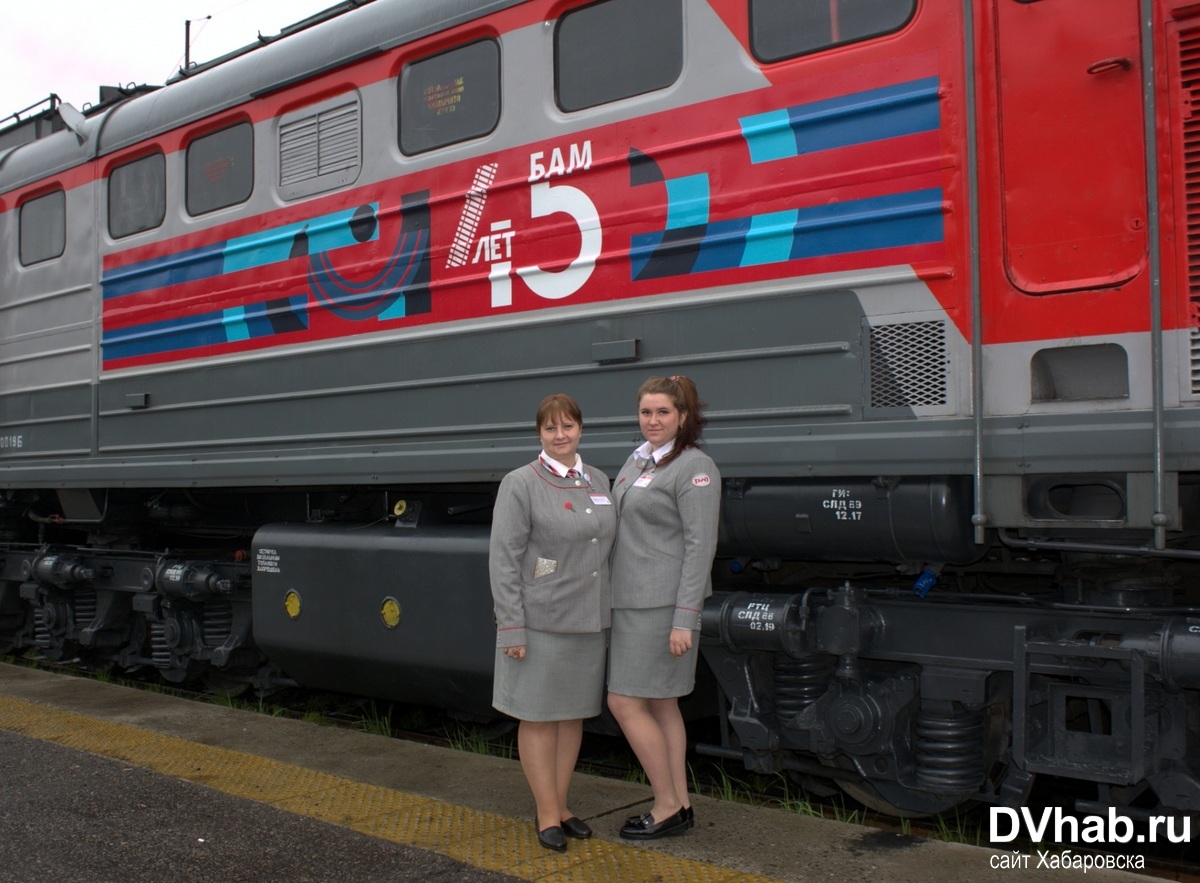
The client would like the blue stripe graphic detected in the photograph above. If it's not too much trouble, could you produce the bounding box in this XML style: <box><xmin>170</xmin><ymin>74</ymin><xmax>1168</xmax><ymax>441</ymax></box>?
<box><xmin>741</xmin><ymin>77</ymin><xmax>940</xmax><ymax>164</ymax></box>
<box><xmin>101</xmin><ymin>296</ymin><xmax>309</xmax><ymax>361</ymax></box>
<box><xmin>631</xmin><ymin>188</ymin><xmax>943</xmax><ymax>281</ymax></box>
<box><xmin>102</xmin><ymin>243</ymin><xmax>225</xmax><ymax>300</ymax></box>
<box><xmin>743</xmin><ymin>210</ymin><xmax>800</xmax><ymax>265</ymax></box>
<box><xmin>788</xmin><ymin>189</ymin><xmax>943</xmax><ymax>259</ymax></box>
<box><xmin>664</xmin><ymin>175</ymin><xmax>710</xmax><ymax>229</ymax></box>
<box><xmin>102</xmin><ymin>203</ymin><xmax>380</xmax><ymax>300</ymax></box>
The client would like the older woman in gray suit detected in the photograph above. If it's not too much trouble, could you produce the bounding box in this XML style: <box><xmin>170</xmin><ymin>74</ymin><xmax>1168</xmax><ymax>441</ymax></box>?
<box><xmin>608</xmin><ymin>375</ymin><xmax>720</xmax><ymax>841</ymax></box>
<box><xmin>490</xmin><ymin>393</ymin><xmax>615</xmax><ymax>853</ymax></box>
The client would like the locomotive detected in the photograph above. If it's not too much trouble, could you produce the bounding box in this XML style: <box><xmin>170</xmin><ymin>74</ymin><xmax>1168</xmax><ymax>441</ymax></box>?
<box><xmin>1</xmin><ymin>0</ymin><xmax>1198</xmax><ymax>818</ymax></box>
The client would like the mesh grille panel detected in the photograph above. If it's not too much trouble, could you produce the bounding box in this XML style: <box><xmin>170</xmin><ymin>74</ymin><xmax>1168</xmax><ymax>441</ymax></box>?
<box><xmin>869</xmin><ymin>320</ymin><xmax>948</xmax><ymax>408</ymax></box>
<box><xmin>1180</xmin><ymin>25</ymin><xmax>1200</xmax><ymax>392</ymax></box>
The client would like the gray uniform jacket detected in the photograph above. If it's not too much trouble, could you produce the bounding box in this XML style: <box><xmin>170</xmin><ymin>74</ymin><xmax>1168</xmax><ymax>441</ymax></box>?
<box><xmin>610</xmin><ymin>445</ymin><xmax>721</xmax><ymax>630</ymax></box>
<box><xmin>490</xmin><ymin>460</ymin><xmax>616</xmax><ymax>648</ymax></box>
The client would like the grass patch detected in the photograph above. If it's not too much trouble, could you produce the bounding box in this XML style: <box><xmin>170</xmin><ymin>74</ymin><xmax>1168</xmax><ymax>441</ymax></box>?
<box><xmin>929</xmin><ymin>808</ymin><xmax>983</xmax><ymax>845</ymax></box>
<box><xmin>357</xmin><ymin>702</ymin><xmax>393</xmax><ymax>737</ymax></box>
<box><xmin>442</xmin><ymin>721</ymin><xmax>514</xmax><ymax>757</ymax></box>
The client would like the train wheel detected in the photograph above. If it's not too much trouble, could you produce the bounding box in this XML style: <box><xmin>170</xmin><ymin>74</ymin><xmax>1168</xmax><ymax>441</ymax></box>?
<box><xmin>835</xmin><ymin>778</ymin><xmax>972</xmax><ymax>819</ymax></box>
<box><xmin>202</xmin><ymin>668</ymin><xmax>251</xmax><ymax>698</ymax></box>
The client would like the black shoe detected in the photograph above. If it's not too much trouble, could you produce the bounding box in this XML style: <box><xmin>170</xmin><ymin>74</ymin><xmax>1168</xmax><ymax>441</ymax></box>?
<box><xmin>537</xmin><ymin>825</ymin><xmax>567</xmax><ymax>852</ymax></box>
<box><xmin>619</xmin><ymin>807</ymin><xmax>690</xmax><ymax>840</ymax></box>
<box><xmin>561</xmin><ymin>816</ymin><xmax>592</xmax><ymax>839</ymax></box>
<box><xmin>627</xmin><ymin>806</ymin><xmax>691</xmax><ymax>828</ymax></box>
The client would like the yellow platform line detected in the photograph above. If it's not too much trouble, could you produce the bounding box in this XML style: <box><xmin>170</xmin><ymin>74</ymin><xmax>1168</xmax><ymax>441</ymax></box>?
<box><xmin>0</xmin><ymin>695</ymin><xmax>783</xmax><ymax>883</ymax></box>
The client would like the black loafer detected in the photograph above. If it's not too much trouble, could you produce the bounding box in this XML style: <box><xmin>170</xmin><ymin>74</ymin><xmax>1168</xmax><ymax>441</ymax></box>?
<box><xmin>626</xmin><ymin>806</ymin><xmax>691</xmax><ymax>827</ymax></box>
<box><xmin>537</xmin><ymin>825</ymin><xmax>567</xmax><ymax>852</ymax></box>
<box><xmin>561</xmin><ymin>816</ymin><xmax>592</xmax><ymax>839</ymax></box>
<box><xmin>619</xmin><ymin>807</ymin><xmax>690</xmax><ymax>840</ymax></box>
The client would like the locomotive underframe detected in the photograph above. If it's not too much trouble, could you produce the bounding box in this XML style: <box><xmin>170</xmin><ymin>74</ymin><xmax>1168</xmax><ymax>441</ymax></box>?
<box><xmin>699</xmin><ymin>585</ymin><xmax>1200</xmax><ymax>816</ymax></box>
<box><xmin>1</xmin><ymin>472</ymin><xmax>1199</xmax><ymax>818</ymax></box>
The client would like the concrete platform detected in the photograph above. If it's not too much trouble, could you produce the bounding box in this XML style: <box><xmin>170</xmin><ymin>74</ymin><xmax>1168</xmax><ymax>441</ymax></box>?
<box><xmin>0</xmin><ymin>663</ymin><xmax>1152</xmax><ymax>882</ymax></box>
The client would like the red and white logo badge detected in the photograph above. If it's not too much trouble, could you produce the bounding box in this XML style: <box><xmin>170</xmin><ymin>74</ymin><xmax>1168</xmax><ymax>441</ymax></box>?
<box><xmin>692</xmin><ymin>473</ymin><xmax>711</xmax><ymax>487</ymax></box>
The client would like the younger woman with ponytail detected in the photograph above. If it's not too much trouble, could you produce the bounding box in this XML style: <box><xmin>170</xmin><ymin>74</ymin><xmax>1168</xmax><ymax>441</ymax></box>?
<box><xmin>606</xmin><ymin>375</ymin><xmax>721</xmax><ymax>840</ymax></box>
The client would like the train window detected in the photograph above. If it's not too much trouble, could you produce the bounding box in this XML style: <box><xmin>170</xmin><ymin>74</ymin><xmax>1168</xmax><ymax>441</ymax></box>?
<box><xmin>18</xmin><ymin>189</ymin><xmax>65</xmax><ymax>266</ymax></box>
<box><xmin>109</xmin><ymin>153</ymin><xmax>166</xmax><ymax>239</ymax></box>
<box><xmin>399</xmin><ymin>39</ymin><xmax>500</xmax><ymax>156</ymax></box>
<box><xmin>555</xmin><ymin>0</ymin><xmax>683</xmax><ymax>112</ymax></box>
<box><xmin>749</xmin><ymin>0</ymin><xmax>915</xmax><ymax>62</ymax></box>
<box><xmin>186</xmin><ymin>122</ymin><xmax>254</xmax><ymax>216</ymax></box>
<box><xmin>279</xmin><ymin>95</ymin><xmax>361</xmax><ymax>200</ymax></box>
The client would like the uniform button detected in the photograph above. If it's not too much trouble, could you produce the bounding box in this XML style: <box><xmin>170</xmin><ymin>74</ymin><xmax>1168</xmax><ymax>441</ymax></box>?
<box><xmin>585</xmin><ymin>508</ymin><xmax>593</xmax><ymax>514</ymax></box>
<box><xmin>591</xmin><ymin>538</ymin><xmax>598</xmax><ymax>544</ymax></box>
<box><xmin>592</xmin><ymin>571</ymin><xmax>599</xmax><ymax>578</ymax></box>
<box><xmin>575</xmin><ymin>479</ymin><xmax>582</xmax><ymax>486</ymax></box>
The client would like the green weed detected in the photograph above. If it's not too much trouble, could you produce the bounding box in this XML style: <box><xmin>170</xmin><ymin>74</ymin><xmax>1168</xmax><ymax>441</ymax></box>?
<box><xmin>357</xmin><ymin>703</ymin><xmax>393</xmax><ymax>737</ymax></box>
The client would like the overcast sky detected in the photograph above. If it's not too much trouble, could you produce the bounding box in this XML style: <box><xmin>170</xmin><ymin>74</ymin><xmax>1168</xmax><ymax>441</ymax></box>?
<box><xmin>1</xmin><ymin>0</ymin><xmax>343</xmax><ymax>121</ymax></box>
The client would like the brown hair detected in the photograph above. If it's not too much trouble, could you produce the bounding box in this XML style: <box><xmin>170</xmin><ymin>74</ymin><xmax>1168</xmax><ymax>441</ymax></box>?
<box><xmin>636</xmin><ymin>375</ymin><xmax>706</xmax><ymax>469</ymax></box>
<box><xmin>535</xmin><ymin>393</ymin><xmax>583</xmax><ymax>431</ymax></box>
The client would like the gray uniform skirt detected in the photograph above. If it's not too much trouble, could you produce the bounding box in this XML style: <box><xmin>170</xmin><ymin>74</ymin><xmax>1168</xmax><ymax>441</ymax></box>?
<box><xmin>607</xmin><ymin>606</ymin><xmax>699</xmax><ymax>699</ymax></box>
<box><xmin>493</xmin><ymin>628</ymin><xmax>607</xmax><ymax>722</ymax></box>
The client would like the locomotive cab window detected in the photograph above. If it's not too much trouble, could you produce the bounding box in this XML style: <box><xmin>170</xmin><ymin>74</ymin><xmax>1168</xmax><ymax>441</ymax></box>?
<box><xmin>555</xmin><ymin>0</ymin><xmax>683</xmax><ymax>112</ymax></box>
<box><xmin>399</xmin><ymin>39</ymin><xmax>500</xmax><ymax>156</ymax></box>
<box><xmin>186</xmin><ymin>122</ymin><xmax>254</xmax><ymax>216</ymax></box>
<box><xmin>19</xmin><ymin>189</ymin><xmax>65</xmax><ymax>266</ymax></box>
<box><xmin>109</xmin><ymin>153</ymin><xmax>166</xmax><ymax>238</ymax></box>
<box><xmin>750</xmin><ymin>0</ymin><xmax>916</xmax><ymax>62</ymax></box>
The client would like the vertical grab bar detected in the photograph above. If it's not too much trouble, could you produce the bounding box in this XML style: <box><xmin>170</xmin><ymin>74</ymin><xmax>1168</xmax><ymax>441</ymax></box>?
<box><xmin>963</xmin><ymin>0</ymin><xmax>988</xmax><ymax>545</ymax></box>
<box><xmin>1141</xmin><ymin>0</ymin><xmax>1167</xmax><ymax>549</ymax></box>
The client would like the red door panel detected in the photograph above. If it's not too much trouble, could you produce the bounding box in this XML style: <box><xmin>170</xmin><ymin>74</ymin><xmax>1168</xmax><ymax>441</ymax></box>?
<box><xmin>995</xmin><ymin>0</ymin><xmax>1147</xmax><ymax>294</ymax></box>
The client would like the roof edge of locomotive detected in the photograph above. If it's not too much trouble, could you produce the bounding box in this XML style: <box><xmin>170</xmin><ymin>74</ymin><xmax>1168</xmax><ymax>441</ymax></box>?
<box><xmin>0</xmin><ymin>0</ymin><xmax>528</xmax><ymax>194</ymax></box>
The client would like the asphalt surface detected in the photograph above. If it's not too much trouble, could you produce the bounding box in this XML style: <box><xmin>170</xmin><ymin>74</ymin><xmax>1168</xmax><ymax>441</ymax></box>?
<box><xmin>0</xmin><ymin>729</ymin><xmax>519</xmax><ymax>883</ymax></box>
<box><xmin>0</xmin><ymin>664</ymin><xmax>1156</xmax><ymax>883</ymax></box>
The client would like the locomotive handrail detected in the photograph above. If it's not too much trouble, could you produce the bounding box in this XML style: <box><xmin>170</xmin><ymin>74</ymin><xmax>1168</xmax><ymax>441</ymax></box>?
<box><xmin>963</xmin><ymin>0</ymin><xmax>988</xmax><ymax>546</ymax></box>
<box><xmin>1141</xmin><ymin>0</ymin><xmax>1168</xmax><ymax>549</ymax></box>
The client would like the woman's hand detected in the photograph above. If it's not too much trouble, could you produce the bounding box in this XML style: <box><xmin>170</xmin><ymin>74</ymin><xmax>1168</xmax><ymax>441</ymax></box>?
<box><xmin>668</xmin><ymin>627</ymin><xmax>692</xmax><ymax>657</ymax></box>
<box><xmin>503</xmin><ymin>645</ymin><xmax>526</xmax><ymax>661</ymax></box>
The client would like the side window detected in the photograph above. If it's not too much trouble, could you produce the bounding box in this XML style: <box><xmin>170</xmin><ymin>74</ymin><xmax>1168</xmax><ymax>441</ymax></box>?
<box><xmin>109</xmin><ymin>153</ymin><xmax>166</xmax><ymax>238</ymax></box>
<box><xmin>186</xmin><ymin>122</ymin><xmax>254</xmax><ymax>216</ymax></box>
<box><xmin>555</xmin><ymin>0</ymin><xmax>683</xmax><ymax>112</ymax></box>
<box><xmin>399</xmin><ymin>40</ymin><xmax>500</xmax><ymax>156</ymax></box>
<box><xmin>279</xmin><ymin>95</ymin><xmax>362</xmax><ymax>200</ymax></box>
<box><xmin>750</xmin><ymin>0</ymin><xmax>915</xmax><ymax>62</ymax></box>
<box><xmin>19</xmin><ymin>189</ymin><xmax>65</xmax><ymax>266</ymax></box>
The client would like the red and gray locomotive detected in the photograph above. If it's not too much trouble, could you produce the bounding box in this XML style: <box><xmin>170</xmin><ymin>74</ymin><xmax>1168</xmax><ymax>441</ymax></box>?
<box><xmin>1</xmin><ymin>0</ymin><xmax>1197</xmax><ymax>817</ymax></box>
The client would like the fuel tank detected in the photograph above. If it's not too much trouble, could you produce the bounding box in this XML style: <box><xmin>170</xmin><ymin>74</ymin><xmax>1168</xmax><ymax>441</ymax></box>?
<box><xmin>251</xmin><ymin>522</ymin><xmax>496</xmax><ymax>717</ymax></box>
<box><xmin>719</xmin><ymin>476</ymin><xmax>981</xmax><ymax>564</ymax></box>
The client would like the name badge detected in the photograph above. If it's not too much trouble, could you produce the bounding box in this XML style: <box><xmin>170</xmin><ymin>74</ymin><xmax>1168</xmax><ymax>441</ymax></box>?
<box><xmin>633</xmin><ymin>473</ymin><xmax>655</xmax><ymax>488</ymax></box>
<box><xmin>589</xmin><ymin>493</ymin><xmax>611</xmax><ymax>505</ymax></box>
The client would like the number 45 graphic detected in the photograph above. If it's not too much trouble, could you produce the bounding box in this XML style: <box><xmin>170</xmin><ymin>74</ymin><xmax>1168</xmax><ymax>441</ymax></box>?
<box><xmin>489</xmin><ymin>180</ymin><xmax>601</xmax><ymax>307</ymax></box>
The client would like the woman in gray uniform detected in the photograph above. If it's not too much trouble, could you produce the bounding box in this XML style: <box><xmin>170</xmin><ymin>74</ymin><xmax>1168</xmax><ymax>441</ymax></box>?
<box><xmin>489</xmin><ymin>393</ymin><xmax>616</xmax><ymax>853</ymax></box>
<box><xmin>608</xmin><ymin>375</ymin><xmax>720</xmax><ymax>840</ymax></box>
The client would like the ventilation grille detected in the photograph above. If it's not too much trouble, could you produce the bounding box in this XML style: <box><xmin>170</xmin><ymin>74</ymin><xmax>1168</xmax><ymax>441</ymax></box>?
<box><xmin>1179</xmin><ymin>24</ymin><xmax>1200</xmax><ymax>392</ymax></box>
<box><xmin>869</xmin><ymin>320</ymin><xmax>948</xmax><ymax>408</ymax></box>
<box><xmin>279</xmin><ymin>98</ymin><xmax>361</xmax><ymax>197</ymax></box>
